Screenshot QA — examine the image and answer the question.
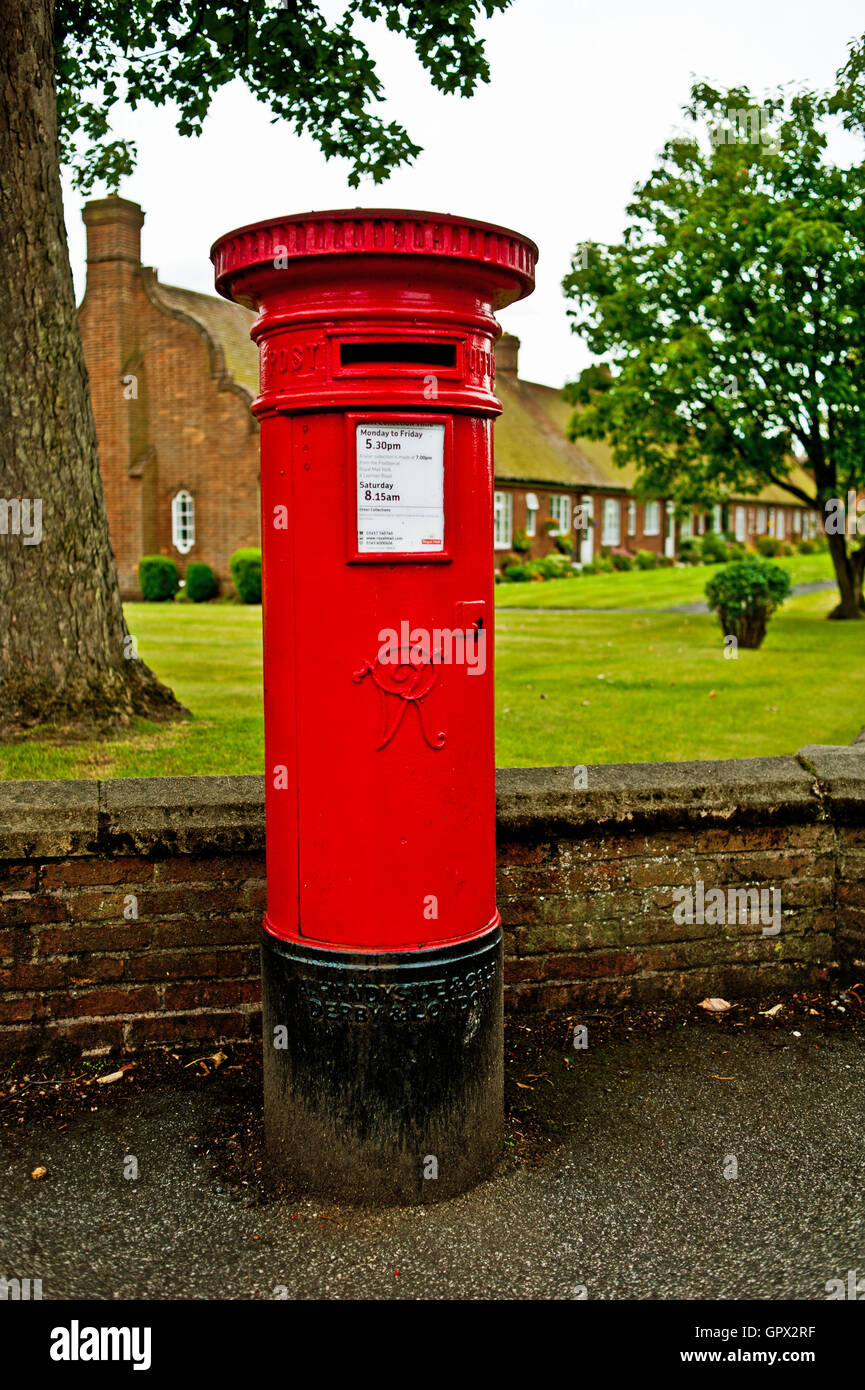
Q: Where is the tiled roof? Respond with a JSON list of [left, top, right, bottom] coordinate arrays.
[[145, 294, 814, 509], [502, 374, 813, 508], [493, 375, 609, 488]]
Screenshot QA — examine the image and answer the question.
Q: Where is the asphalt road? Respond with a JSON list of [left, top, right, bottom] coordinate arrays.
[[1, 1013, 862, 1300]]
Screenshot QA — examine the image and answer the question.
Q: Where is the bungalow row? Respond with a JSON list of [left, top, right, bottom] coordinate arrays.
[[492, 334, 819, 564]]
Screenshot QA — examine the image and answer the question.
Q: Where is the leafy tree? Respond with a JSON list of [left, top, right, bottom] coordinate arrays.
[[0, 0, 508, 735], [562, 46, 865, 619]]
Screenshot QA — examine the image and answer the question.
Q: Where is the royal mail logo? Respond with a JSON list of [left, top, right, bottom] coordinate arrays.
[[353, 647, 447, 751]]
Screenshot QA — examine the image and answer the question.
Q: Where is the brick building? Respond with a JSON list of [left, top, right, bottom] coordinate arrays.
[[78, 196, 260, 598], [78, 197, 817, 596]]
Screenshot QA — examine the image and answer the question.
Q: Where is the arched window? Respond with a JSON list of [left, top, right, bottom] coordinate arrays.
[[171, 489, 195, 555]]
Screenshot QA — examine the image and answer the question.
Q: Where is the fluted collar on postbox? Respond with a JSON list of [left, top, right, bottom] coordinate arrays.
[[210, 208, 538, 418]]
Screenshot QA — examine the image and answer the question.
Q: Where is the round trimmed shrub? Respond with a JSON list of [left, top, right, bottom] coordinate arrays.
[[138, 555, 179, 602], [185, 561, 218, 603], [797, 537, 817, 554], [704, 557, 792, 649], [635, 549, 658, 570], [502, 563, 532, 582], [229, 547, 262, 604]]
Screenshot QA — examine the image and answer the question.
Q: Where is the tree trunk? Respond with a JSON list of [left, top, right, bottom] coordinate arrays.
[[825, 530, 865, 621], [0, 0, 187, 737]]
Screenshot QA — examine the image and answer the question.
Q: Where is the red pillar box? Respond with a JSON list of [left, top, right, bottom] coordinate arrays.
[[212, 209, 536, 1203]]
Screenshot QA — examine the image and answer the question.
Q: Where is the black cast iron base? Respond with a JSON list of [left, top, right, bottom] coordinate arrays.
[[261, 924, 503, 1205]]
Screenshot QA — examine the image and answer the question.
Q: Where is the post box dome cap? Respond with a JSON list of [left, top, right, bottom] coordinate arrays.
[[211, 206, 537, 304]]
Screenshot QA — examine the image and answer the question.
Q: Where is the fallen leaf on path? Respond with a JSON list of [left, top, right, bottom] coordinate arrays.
[[759, 1004, 783, 1017], [183, 1051, 227, 1071], [698, 997, 732, 1013], [30, 1166, 47, 1180]]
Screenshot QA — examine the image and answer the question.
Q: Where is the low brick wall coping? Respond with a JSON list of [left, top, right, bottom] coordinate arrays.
[[2, 747, 863, 861]]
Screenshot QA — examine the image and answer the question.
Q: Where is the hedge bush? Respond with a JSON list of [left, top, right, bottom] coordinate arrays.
[[547, 553, 576, 578], [677, 538, 701, 565], [185, 561, 218, 603], [704, 557, 792, 649], [502, 563, 533, 582], [229, 547, 262, 604], [699, 531, 728, 564], [138, 555, 179, 602], [756, 536, 785, 557], [635, 550, 658, 570], [610, 550, 634, 571]]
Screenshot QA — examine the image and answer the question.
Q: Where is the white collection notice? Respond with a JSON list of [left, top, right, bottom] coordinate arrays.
[[356, 422, 445, 553]]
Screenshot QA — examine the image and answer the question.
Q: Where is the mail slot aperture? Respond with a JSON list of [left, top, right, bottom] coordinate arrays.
[[340, 340, 457, 368]]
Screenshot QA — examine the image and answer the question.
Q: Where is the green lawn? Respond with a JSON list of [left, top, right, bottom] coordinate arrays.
[[0, 556, 861, 779], [495, 552, 833, 609], [496, 590, 864, 765]]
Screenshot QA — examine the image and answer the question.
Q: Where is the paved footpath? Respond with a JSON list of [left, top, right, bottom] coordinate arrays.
[[1, 1012, 862, 1300]]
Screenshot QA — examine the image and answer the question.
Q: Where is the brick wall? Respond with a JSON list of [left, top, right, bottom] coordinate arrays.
[[1, 746, 862, 1059]]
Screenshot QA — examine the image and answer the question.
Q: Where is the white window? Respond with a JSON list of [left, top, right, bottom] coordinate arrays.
[[734, 505, 746, 542], [172, 489, 195, 554], [776, 509, 785, 540], [602, 497, 621, 546], [767, 507, 776, 536], [697, 512, 706, 536], [712, 504, 723, 533], [679, 510, 692, 541], [549, 494, 572, 535], [793, 510, 801, 535], [643, 500, 660, 536], [757, 506, 767, 534], [493, 490, 513, 549], [525, 492, 539, 538], [627, 499, 637, 536]]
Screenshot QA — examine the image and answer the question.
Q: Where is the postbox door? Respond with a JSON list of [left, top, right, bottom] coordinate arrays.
[[286, 409, 496, 952]]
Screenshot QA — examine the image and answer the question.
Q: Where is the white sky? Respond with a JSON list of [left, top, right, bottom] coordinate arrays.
[[63, 0, 864, 388]]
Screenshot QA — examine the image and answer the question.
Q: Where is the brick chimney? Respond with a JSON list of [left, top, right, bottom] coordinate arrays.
[[78, 196, 150, 594], [82, 195, 144, 268], [80, 196, 144, 367], [495, 332, 520, 378]]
